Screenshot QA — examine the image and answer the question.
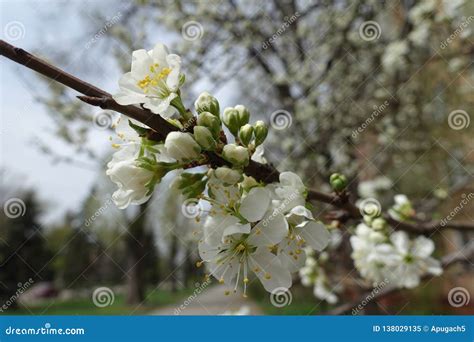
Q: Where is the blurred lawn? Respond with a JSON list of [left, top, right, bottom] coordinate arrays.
[[2, 288, 194, 315], [251, 279, 459, 315]]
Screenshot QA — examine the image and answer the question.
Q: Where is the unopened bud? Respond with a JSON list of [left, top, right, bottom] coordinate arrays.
[[197, 112, 221, 136], [194, 92, 220, 117], [238, 124, 254, 146], [329, 173, 347, 192], [234, 105, 250, 126], [253, 120, 268, 146], [193, 126, 216, 151], [222, 108, 240, 136], [222, 143, 249, 166]]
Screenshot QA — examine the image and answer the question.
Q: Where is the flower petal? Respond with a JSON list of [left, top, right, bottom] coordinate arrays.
[[248, 212, 288, 247], [249, 248, 292, 292], [239, 187, 270, 222], [298, 221, 330, 251], [412, 236, 434, 258]]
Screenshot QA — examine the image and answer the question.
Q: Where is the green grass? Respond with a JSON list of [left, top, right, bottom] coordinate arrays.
[[2, 288, 194, 315]]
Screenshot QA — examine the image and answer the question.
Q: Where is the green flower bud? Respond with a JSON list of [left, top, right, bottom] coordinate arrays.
[[253, 120, 268, 146], [234, 105, 250, 126], [241, 175, 259, 191], [194, 91, 220, 117], [238, 124, 254, 146], [329, 173, 347, 192], [214, 167, 242, 185], [193, 126, 216, 151], [222, 108, 240, 136], [222, 143, 249, 166], [197, 112, 221, 136], [371, 217, 387, 231]]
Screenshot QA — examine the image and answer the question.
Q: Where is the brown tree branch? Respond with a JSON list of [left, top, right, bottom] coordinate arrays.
[[324, 240, 474, 315], [1, 39, 473, 233]]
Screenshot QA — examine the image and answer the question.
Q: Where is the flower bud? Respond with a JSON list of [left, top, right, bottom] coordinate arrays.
[[234, 105, 250, 126], [329, 173, 347, 192], [164, 132, 201, 162], [214, 167, 242, 185], [193, 126, 216, 151], [222, 143, 249, 166], [253, 120, 268, 146], [197, 112, 221, 136], [238, 124, 254, 146], [194, 92, 220, 117], [371, 217, 387, 231], [222, 108, 240, 136], [241, 175, 259, 191]]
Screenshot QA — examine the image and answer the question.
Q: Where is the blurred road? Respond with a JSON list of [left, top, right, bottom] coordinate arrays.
[[149, 285, 263, 315]]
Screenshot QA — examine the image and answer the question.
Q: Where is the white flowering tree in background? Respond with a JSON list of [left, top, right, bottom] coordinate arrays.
[[1, 0, 473, 313]]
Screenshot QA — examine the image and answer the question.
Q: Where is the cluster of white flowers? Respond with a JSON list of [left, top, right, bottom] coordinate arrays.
[[299, 249, 339, 304], [351, 196, 442, 289], [106, 42, 331, 296]]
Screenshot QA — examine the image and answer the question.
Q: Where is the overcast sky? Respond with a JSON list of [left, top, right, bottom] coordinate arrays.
[[1, 0, 128, 223]]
